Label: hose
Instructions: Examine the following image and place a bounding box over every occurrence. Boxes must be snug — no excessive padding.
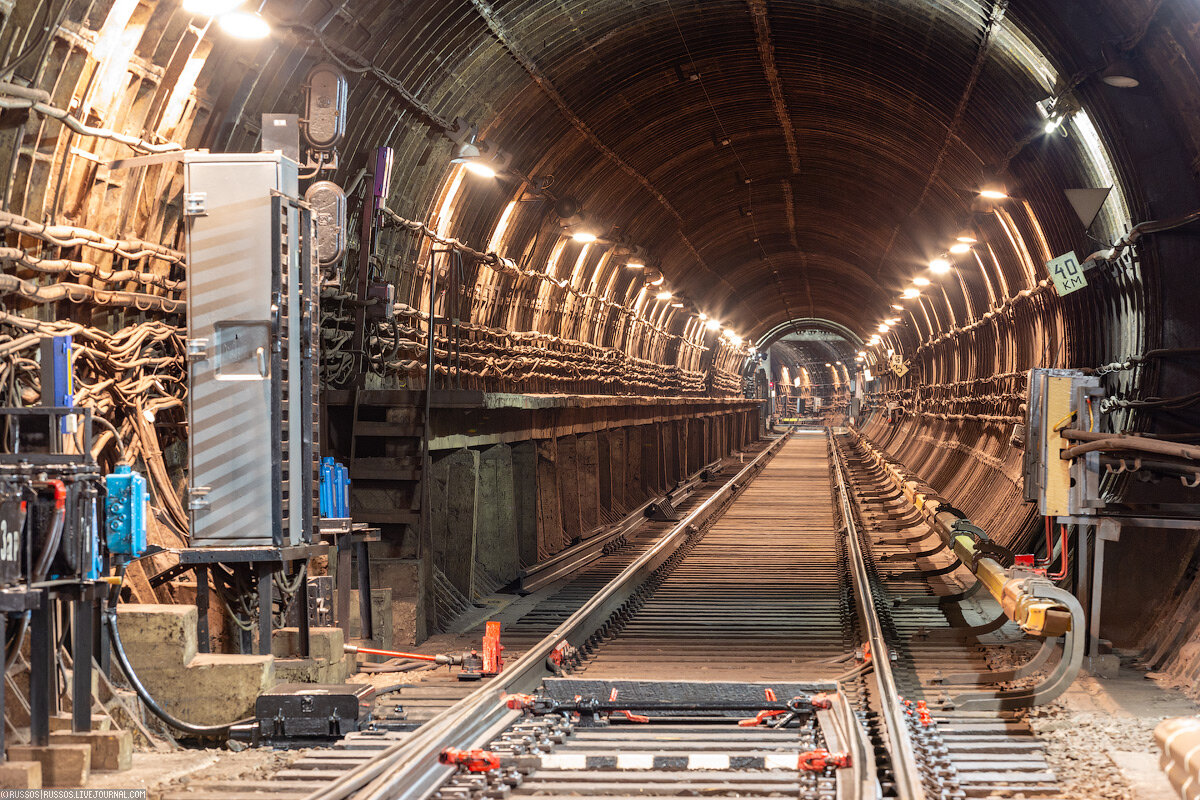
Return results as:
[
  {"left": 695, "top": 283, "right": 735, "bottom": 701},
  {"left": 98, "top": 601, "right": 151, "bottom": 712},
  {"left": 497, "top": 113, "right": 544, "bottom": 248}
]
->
[
  {"left": 103, "top": 608, "right": 252, "bottom": 738},
  {"left": 1059, "top": 430, "right": 1200, "bottom": 462},
  {"left": 31, "top": 481, "right": 66, "bottom": 582}
]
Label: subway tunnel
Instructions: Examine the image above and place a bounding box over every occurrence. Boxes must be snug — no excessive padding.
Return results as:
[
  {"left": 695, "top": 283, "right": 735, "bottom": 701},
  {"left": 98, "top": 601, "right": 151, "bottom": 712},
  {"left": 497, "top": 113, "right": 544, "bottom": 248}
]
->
[{"left": 1, "top": 0, "right": 1200, "bottom": 796}]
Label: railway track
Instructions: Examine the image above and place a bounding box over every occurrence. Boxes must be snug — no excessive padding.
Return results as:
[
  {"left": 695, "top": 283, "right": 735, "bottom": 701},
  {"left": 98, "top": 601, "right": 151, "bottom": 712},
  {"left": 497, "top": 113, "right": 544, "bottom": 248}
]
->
[{"left": 167, "top": 429, "right": 1078, "bottom": 800}]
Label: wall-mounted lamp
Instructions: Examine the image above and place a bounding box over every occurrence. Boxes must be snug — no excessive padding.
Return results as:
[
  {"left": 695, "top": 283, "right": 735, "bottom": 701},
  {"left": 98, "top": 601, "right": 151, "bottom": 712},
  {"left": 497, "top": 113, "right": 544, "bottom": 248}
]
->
[
  {"left": 978, "top": 177, "right": 1009, "bottom": 201},
  {"left": 186, "top": 0, "right": 271, "bottom": 38},
  {"left": 449, "top": 118, "right": 511, "bottom": 178},
  {"left": 218, "top": 8, "right": 270, "bottom": 38},
  {"left": 1100, "top": 44, "right": 1139, "bottom": 89}
]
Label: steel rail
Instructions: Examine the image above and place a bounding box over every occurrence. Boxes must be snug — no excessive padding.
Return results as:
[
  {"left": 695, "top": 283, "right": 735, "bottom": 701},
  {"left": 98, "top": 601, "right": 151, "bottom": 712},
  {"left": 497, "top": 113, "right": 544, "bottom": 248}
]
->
[
  {"left": 829, "top": 429, "right": 926, "bottom": 800},
  {"left": 303, "top": 430, "right": 794, "bottom": 800}
]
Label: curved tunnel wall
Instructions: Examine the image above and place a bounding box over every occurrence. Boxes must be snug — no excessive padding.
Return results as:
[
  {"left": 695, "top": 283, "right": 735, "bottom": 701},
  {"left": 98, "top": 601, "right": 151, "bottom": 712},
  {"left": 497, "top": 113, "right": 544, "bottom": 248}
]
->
[{"left": 2, "top": 0, "right": 1200, "bottom": 652}]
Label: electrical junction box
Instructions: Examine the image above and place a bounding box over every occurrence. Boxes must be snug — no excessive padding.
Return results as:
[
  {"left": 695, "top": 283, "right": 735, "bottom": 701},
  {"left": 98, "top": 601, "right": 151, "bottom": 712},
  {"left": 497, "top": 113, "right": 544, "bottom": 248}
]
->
[
  {"left": 105, "top": 465, "right": 147, "bottom": 558},
  {"left": 238, "top": 683, "right": 375, "bottom": 745},
  {"left": 1023, "top": 368, "right": 1105, "bottom": 517},
  {"left": 184, "top": 153, "right": 319, "bottom": 547}
]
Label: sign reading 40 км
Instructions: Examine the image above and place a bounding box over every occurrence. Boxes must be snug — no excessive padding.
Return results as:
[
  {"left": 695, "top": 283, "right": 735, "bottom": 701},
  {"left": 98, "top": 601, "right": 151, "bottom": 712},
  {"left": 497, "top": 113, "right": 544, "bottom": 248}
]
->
[{"left": 1047, "top": 251, "right": 1088, "bottom": 296}]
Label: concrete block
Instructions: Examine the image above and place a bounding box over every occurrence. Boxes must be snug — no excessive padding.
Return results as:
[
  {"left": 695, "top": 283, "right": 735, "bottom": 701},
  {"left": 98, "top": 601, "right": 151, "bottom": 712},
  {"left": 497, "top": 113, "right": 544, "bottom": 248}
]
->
[
  {"left": 274, "top": 657, "right": 322, "bottom": 683},
  {"left": 135, "top": 653, "right": 274, "bottom": 726},
  {"left": 115, "top": 604, "right": 198, "bottom": 669},
  {"left": 48, "top": 714, "right": 109, "bottom": 732},
  {"left": 0, "top": 760, "right": 41, "bottom": 789},
  {"left": 50, "top": 729, "right": 132, "bottom": 771},
  {"left": 272, "top": 626, "right": 344, "bottom": 662},
  {"left": 349, "top": 588, "right": 394, "bottom": 651},
  {"left": 7, "top": 743, "right": 90, "bottom": 787}
]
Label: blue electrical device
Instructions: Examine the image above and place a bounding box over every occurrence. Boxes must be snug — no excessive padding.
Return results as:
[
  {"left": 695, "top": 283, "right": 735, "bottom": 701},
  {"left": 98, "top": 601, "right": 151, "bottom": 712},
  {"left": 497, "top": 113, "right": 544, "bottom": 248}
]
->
[
  {"left": 105, "top": 465, "right": 147, "bottom": 558},
  {"left": 319, "top": 457, "right": 350, "bottom": 518}
]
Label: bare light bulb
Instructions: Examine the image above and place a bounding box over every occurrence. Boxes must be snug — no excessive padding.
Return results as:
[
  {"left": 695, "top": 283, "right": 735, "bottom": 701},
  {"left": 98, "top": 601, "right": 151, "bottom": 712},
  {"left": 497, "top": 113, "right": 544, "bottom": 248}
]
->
[
  {"left": 218, "top": 9, "right": 270, "bottom": 39},
  {"left": 463, "top": 160, "right": 497, "bottom": 178}
]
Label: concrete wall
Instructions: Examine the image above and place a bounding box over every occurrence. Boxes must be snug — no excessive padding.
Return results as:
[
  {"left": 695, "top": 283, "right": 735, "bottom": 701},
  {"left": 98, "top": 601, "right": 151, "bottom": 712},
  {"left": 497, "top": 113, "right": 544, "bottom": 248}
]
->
[{"left": 419, "top": 404, "right": 762, "bottom": 634}]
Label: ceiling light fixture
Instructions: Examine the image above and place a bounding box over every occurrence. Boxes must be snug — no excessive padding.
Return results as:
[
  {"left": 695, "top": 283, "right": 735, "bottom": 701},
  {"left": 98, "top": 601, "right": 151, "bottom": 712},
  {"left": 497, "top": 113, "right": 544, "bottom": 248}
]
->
[
  {"left": 656, "top": 290, "right": 672, "bottom": 301},
  {"left": 705, "top": 319, "right": 721, "bottom": 331},
  {"left": 901, "top": 288, "right": 921, "bottom": 299},
  {"left": 670, "top": 301, "right": 683, "bottom": 308},
  {"left": 451, "top": 138, "right": 497, "bottom": 178},
  {"left": 218, "top": 8, "right": 271, "bottom": 38},
  {"left": 1100, "top": 44, "right": 1140, "bottom": 89},
  {"left": 572, "top": 231, "right": 598, "bottom": 244},
  {"left": 625, "top": 260, "right": 645, "bottom": 269},
  {"left": 913, "top": 276, "right": 932, "bottom": 287},
  {"left": 979, "top": 179, "right": 1009, "bottom": 200},
  {"left": 955, "top": 227, "right": 979, "bottom": 244},
  {"left": 948, "top": 242, "right": 971, "bottom": 255},
  {"left": 929, "top": 257, "right": 952, "bottom": 273},
  {"left": 891, "top": 304, "right": 904, "bottom": 311},
  {"left": 877, "top": 323, "right": 890, "bottom": 333}
]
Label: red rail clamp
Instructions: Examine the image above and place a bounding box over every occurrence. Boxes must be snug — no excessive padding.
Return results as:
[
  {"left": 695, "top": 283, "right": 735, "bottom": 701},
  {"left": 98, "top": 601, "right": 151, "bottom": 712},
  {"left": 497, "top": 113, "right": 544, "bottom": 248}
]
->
[{"left": 798, "top": 749, "right": 852, "bottom": 771}]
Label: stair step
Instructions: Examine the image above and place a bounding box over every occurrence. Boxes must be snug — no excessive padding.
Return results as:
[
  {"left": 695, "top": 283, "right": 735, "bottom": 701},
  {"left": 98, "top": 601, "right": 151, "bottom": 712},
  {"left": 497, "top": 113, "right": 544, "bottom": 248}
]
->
[
  {"left": 349, "top": 458, "right": 421, "bottom": 481},
  {"left": 351, "top": 509, "right": 421, "bottom": 525},
  {"left": 353, "top": 421, "right": 422, "bottom": 438}
]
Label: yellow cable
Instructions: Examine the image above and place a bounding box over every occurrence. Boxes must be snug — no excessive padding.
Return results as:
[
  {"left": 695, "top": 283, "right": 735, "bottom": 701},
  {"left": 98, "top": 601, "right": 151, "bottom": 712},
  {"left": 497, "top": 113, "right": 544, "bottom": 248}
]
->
[{"left": 1052, "top": 410, "right": 1076, "bottom": 432}]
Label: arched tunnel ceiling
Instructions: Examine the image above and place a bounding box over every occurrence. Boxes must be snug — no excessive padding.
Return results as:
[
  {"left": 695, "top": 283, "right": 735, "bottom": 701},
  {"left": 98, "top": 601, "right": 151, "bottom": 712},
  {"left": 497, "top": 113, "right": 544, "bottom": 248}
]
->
[
  {"left": 253, "top": 0, "right": 1160, "bottom": 343},
  {"left": 3, "top": 0, "right": 1195, "bottom": 363}
]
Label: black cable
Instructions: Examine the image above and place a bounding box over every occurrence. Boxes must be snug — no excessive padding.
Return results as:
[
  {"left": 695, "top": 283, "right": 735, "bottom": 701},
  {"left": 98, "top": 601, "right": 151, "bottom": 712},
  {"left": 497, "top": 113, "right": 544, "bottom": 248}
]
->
[
  {"left": 1, "top": 0, "right": 69, "bottom": 78},
  {"left": 104, "top": 608, "right": 252, "bottom": 737}
]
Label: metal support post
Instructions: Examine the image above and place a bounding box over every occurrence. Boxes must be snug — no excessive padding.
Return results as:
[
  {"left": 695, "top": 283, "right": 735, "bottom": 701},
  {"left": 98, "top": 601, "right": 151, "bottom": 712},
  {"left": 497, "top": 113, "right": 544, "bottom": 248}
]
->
[
  {"left": 355, "top": 540, "right": 374, "bottom": 640},
  {"left": 1085, "top": 517, "right": 1121, "bottom": 677},
  {"left": 72, "top": 594, "right": 93, "bottom": 732},
  {"left": 195, "top": 565, "right": 210, "bottom": 653},
  {"left": 29, "top": 592, "right": 53, "bottom": 746},
  {"left": 0, "top": 612, "right": 7, "bottom": 757},
  {"left": 336, "top": 536, "right": 352, "bottom": 638},
  {"left": 297, "top": 563, "right": 311, "bottom": 658},
  {"left": 257, "top": 564, "right": 273, "bottom": 656}
]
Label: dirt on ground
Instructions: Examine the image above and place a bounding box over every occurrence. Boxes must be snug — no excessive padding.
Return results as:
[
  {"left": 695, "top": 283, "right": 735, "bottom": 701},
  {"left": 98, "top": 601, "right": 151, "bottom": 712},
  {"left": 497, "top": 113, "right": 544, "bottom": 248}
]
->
[{"left": 1017, "top": 663, "right": 1196, "bottom": 800}]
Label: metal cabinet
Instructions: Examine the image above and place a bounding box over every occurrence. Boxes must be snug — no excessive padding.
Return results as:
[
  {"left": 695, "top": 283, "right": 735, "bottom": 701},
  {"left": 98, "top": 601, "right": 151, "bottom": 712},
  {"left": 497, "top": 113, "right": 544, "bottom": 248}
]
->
[{"left": 184, "top": 153, "right": 318, "bottom": 547}]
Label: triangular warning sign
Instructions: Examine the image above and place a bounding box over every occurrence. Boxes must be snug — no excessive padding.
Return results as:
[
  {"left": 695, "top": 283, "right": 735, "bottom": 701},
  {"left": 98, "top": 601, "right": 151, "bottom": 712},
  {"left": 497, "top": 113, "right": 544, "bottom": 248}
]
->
[{"left": 1065, "top": 187, "right": 1112, "bottom": 229}]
